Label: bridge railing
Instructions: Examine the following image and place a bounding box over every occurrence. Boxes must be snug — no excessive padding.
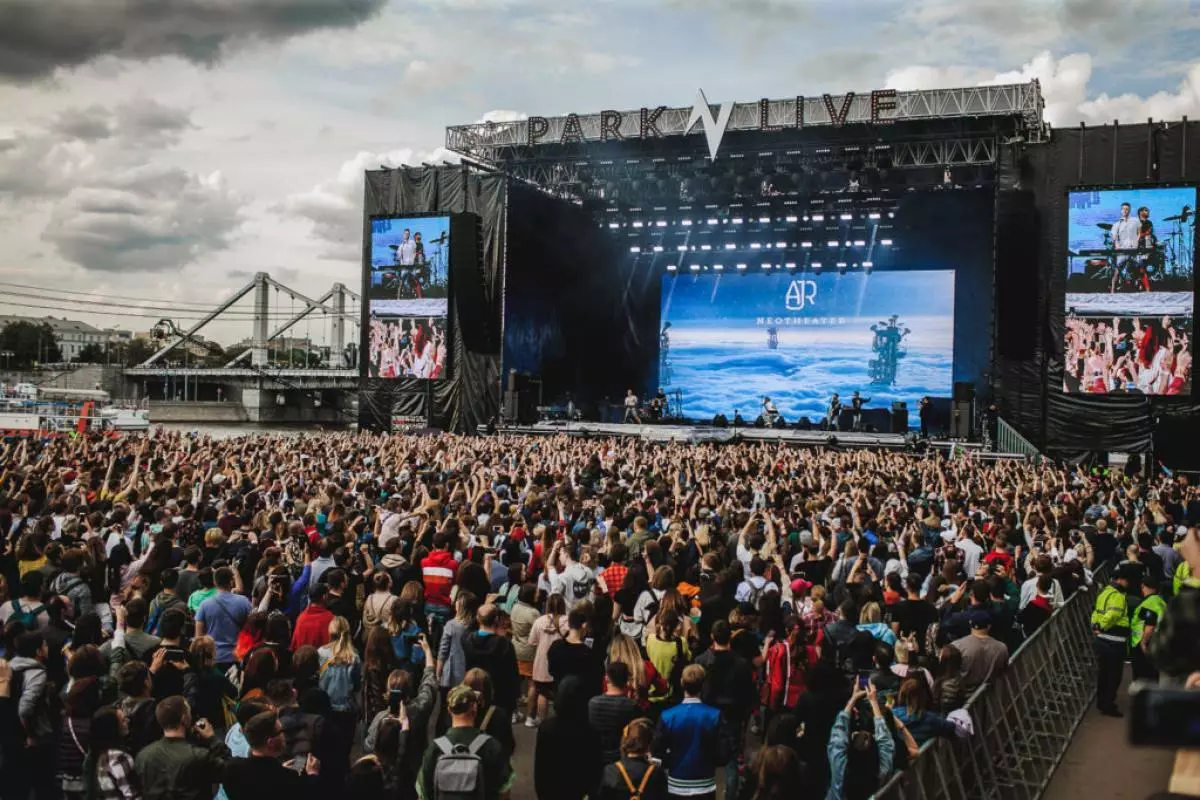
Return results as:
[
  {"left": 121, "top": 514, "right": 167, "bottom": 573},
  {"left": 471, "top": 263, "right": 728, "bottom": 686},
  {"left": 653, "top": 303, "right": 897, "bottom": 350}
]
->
[
  {"left": 875, "top": 564, "right": 1107, "bottom": 800},
  {"left": 996, "top": 416, "right": 1043, "bottom": 463}
]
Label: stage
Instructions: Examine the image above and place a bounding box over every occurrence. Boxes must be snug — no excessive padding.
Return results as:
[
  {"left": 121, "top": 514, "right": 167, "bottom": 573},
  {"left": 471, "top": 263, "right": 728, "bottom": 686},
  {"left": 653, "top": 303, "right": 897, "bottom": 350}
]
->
[{"left": 484, "top": 420, "right": 1025, "bottom": 458}]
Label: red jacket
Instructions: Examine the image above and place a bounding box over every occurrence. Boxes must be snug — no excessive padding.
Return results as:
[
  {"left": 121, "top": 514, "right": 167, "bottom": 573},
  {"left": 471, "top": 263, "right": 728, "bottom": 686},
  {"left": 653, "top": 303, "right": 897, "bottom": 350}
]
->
[
  {"left": 421, "top": 550, "right": 459, "bottom": 608},
  {"left": 763, "top": 642, "right": 816, "bottom": 710},
  {"left": 291, "top": 604, "right": 334, "bottom": 650}
]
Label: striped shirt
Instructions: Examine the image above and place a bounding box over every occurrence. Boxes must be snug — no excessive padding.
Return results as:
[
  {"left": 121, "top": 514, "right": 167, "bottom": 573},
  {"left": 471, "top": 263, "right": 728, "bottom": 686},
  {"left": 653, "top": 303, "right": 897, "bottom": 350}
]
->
[{"left": 421, "top": 550, "right": 458, "bottom": 607}]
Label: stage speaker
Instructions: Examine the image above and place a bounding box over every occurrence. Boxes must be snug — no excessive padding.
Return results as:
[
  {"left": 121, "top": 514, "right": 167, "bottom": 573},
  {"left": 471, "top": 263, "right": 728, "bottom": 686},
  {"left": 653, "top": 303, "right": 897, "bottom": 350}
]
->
[
  {"left": 995, "top": 190, "right": 1039, "bottom": 359},
  {"left": 891, "top": 407, "right": 908, "bottom": 432},
  {"left": 951, "top": 400, "right": 972, "bottom": 438},
  {"left": 358, "top": 399, "right": 391, "bottom": 433},
  {"left": 795, "top": 417, "right": 812, "bottom": 430},
  {"left": 754, "top": 415, "right": 766, "bottom": 428},
  {"left": 712, "top": 413, "right": 728, "bottom": 428},
  {"left": 953, "top": 382, "right": 975, "bottom": 403},
  {"left": 771, "top": 415, "right": 788, "bottom": 429}
]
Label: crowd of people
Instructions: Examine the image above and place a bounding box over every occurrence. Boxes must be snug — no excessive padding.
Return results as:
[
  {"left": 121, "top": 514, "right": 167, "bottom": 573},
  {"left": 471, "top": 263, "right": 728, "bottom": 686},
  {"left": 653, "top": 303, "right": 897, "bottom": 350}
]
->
[
  {"left": 1063, "top": 314, "right": 1192, "bottom": 395},
  {"left": 368, "top": 317, "right": 447, "bottom": 380},
  {"left": 0, "top": 430, "right": 1198, "bottom": 800}
]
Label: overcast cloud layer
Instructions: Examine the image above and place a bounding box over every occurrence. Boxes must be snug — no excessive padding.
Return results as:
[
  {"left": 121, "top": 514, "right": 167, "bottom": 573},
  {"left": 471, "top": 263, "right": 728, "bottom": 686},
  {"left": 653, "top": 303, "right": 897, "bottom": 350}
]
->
[{"left": 0, "top": 0, "right": 1198, "bottom": 341}]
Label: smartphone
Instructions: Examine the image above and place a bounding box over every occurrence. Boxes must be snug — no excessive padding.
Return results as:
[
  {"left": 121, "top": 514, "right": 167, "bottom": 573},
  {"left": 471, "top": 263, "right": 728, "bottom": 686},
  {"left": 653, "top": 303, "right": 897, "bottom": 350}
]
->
[
  {"left": 857, "top": 674, "right": 870, "bottom": 690},
  {"left": 389, "top": 688, "right": 404, "bottom": 715},
  {"left": 1130, "top": 682, "right": 1200, "bottom": 748},
  {"left": 163, "top": 648, "right": 188, "bottom": 662}
]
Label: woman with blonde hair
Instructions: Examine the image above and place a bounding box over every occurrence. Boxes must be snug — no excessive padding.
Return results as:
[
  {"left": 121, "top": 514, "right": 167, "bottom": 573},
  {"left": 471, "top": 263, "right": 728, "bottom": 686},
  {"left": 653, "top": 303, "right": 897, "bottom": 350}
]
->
[
  {"left": 605, "top": 633, "right": 666, "bottom": 713},
  {"left": 187, "top": 635, "right": 237, "bottom": 732},
  {"left": 319, "top": 615, "right": 362, "bottom": 779}
]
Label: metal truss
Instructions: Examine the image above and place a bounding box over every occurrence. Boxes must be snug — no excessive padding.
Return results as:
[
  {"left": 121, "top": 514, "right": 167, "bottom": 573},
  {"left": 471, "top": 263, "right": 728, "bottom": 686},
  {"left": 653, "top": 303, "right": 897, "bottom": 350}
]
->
[{"left": 447, "top": 81, "right": 1044, "bottom": 160}]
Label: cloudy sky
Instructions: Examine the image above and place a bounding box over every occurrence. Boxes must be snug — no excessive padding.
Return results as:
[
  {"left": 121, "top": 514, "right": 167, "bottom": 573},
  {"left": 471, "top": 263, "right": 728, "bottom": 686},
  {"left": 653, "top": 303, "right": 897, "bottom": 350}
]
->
[{"left": 2, "top": 0, "right": 1199, "bottom": 345}]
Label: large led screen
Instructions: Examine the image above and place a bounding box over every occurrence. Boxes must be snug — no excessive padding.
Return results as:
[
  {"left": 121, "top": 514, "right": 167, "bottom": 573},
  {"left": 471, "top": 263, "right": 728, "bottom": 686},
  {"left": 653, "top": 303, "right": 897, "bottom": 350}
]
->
[
  {"left": 658, "top": 271, "right": 954, "bottom": 423},
  {"left": 366, "top": 215, "right": 450, "bottom": 380},
  {"left": 1064, "top": 186, "right": 1194, "bottom": 395}
]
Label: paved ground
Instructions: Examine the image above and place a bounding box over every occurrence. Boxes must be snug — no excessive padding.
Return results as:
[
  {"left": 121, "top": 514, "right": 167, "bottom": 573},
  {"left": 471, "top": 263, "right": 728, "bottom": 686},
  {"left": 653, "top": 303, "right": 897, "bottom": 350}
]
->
[{"left": 1044, "top": 666, "right": 1175, "bottom": 800}]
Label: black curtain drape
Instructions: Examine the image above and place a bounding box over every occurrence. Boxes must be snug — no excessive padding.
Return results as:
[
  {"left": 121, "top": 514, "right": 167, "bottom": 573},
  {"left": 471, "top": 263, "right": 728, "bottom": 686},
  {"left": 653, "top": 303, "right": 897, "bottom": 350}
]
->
[{"left": 359, "top": 166, "right": 505, "bottom": 432}]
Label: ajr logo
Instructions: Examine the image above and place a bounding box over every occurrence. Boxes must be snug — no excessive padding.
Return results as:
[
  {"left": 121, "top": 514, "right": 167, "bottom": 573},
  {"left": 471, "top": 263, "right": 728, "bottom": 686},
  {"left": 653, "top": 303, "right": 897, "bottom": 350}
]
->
[{"left": 785, "top": 280, "right": 818, "bottom": 311}]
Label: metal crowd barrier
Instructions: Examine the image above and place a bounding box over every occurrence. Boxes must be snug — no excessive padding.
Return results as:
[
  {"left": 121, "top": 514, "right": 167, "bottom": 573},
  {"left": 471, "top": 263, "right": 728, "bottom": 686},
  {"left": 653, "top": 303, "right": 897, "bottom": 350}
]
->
[
  {"left": 875, "top": 564, "right": 1110, "bottom": 800},
  {"left": 996, "top": 416, "right": 1043, "bottom": 463}
]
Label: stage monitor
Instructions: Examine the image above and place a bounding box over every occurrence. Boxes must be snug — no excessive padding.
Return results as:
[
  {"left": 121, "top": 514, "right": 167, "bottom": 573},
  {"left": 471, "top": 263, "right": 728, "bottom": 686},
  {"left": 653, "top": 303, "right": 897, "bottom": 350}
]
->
[
  {"left": 658, "top": 271, "right": 954, "bottom": 424},
  {"left": 362, "top": 214, "right": 451, "bottom": 380},
  {"left": 1063, "top": 185, "right": 1195, "bottom": 395}
]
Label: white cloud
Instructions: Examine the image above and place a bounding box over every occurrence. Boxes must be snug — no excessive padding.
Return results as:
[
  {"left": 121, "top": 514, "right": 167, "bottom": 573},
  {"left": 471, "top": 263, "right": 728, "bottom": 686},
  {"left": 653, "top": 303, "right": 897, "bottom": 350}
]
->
[{"left": 478, "top": 110, "right": 528, "bottom": 123}]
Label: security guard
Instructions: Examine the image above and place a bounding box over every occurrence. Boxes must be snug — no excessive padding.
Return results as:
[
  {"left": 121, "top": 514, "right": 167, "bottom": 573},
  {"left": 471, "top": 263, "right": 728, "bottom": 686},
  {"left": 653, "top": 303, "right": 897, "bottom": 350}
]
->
[
  {"left": 1130, "top": 574, "right": 1167, "bottom": 681},
  {"left": 1091, "top": 565, "right": 1133, "bottom": 717}
]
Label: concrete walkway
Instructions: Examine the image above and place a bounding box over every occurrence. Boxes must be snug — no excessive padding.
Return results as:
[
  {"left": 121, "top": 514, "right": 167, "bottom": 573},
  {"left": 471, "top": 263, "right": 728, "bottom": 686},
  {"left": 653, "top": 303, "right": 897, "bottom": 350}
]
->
[{"left": 1044, "top": 667, "right": 1175, "bottom": 800}]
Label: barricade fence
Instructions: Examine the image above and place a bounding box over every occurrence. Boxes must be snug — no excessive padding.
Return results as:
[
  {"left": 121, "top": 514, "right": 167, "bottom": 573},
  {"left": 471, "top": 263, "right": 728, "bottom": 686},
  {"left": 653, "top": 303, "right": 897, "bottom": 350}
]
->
[{"left": 876, "top": 564, "right": 1110, "bottom": 800}]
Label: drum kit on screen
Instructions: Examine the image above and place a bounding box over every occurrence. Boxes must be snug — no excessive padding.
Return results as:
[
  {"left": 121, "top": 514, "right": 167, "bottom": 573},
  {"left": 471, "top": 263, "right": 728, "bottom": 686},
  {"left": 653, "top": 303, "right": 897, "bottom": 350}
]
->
[{"left": 1076, "top": 206, "right": 1194, "bottom": 291}]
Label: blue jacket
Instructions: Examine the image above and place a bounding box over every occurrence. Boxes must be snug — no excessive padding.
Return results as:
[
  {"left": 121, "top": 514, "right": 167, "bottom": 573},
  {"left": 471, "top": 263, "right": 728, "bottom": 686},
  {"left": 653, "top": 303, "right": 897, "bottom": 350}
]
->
[
  {"left": 892, "top": 707, "right": 957, "bottom": 745},
  {"left": 655, "top": 698, "right": 732, "bottom": 797},
  {"left": 827, "top": 709, "right": 894, "bottom": 800}
]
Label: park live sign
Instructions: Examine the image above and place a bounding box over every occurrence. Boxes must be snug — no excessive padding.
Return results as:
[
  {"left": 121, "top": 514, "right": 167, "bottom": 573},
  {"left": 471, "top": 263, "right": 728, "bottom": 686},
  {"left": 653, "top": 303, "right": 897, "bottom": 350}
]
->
[{"left": 524, "top": 87, "right": 903, "bottom": 160}]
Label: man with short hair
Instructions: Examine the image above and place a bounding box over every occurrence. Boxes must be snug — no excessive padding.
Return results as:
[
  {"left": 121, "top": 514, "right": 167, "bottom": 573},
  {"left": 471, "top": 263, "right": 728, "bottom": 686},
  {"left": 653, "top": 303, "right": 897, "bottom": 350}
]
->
[
  {"left": 463, "top": 603, "right": 521, "bottom": 713},
  {"left": 117, "top": 659, "right": 163, "bottom": 754},
  {"left": 221, "top": 711, "right": 319, "bottom": 799},
  {"left": 950, "top": 610, "right": 1009, "bottom": 696},
  {"left": 419, "top": 684, "right": 514, "bottom": 800},
  {"left": 195, "top": 567, "right": 252, "bottom": 670},
  {"left": 291, "top": 584, "right": 334, "bottom": 650},
  {"left": 175, "top": 547, "right": 204, "bottom": 601},
  {"left": 655, "top": 664, "right": 734, "bottom": 800},
  {"left": 588, "top": 661, "right": 639, "bottom": 764},
  {"left": 0, "top": 571, "right": 49, "bottom": 630},
  {"left": 694, "top": 620, "right": 756, "bottom": 798},
  {"left": 421, "top": 533, "right": 459, "bottom": 622},
  {"left": 548, "top": 606, "right": 603, "bottom": 698},
  {"left": 11, "top": 631, "right": 56, "bottom": 798},
  {"left": 104, "top": 597, "right": 162, "bottom": 669},
  {"left": 134, "top": 695, "right": 230, "bottom": 800},
  {"left": 148, "top": 568, "right": 188, "bottom": 635},
  {"left": 51, "top": 547, "right": 93, "bottom": 617}
]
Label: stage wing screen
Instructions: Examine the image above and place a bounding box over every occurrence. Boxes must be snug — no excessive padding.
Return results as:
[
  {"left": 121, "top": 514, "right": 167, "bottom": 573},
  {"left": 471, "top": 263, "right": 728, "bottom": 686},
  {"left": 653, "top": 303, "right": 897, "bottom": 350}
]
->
[
  {"left": 658, "top": 271, "right": 954, "bottom": 424},
  {"left": 364, "top": 215, "right": 451, "bottom": 380},
  {"left": 1063, "top": 186, "right": 1195, "bottom": 395}
]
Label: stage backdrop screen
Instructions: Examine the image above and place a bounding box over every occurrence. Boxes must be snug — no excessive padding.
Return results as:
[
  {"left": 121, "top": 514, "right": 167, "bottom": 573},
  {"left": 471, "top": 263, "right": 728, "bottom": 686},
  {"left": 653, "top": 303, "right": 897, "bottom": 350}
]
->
[
  {"left": 364, "top": 214, "right": 451, "bottom": 380},
  {"left": 1063, "top": 186, "right": 1195, "bottom": 395},
  {"left": 659, "top": 271, "right": 954, "bottom": 423}
]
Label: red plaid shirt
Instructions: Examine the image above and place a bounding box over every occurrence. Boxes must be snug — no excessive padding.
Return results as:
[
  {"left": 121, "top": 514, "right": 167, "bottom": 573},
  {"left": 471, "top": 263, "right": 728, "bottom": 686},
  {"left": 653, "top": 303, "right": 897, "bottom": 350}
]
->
[{"left": 602, "top": 564, "right": 628, "bottom": 595}]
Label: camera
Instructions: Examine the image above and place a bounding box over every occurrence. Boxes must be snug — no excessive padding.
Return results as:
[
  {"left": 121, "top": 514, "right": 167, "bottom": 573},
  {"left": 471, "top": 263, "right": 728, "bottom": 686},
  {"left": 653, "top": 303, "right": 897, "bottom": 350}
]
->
[{"left": 1129, "top": 682, "right": 1200, "bottom": 749}]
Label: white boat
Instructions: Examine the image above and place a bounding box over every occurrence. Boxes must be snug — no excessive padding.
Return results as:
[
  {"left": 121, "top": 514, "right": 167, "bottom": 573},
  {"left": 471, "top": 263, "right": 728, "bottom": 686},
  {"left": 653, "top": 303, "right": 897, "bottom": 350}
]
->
[{"left": 99, "top": 407, "right": 151, "bottom": 431}]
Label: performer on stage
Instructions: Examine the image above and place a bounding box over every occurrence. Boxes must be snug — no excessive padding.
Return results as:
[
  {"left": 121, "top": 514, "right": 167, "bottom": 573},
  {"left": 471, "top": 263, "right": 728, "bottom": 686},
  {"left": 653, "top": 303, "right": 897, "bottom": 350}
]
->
[
  {"left": 761, "top": 396, "right": 779, "bottom": 426},
  {"left": 651, "top": 387, "right": 668, "bottom": 419},
  {"left": 827, "top": 392, "right": 842, "bottom": 431},
  {"left": 623, "top": 389, "right": 641, "bottom": 424},
  {"left": 918, "top": 396, "right": 931, "bottom": 438},
  {"left": 850, "top": 391, "right": 871, "bottom": 432}
]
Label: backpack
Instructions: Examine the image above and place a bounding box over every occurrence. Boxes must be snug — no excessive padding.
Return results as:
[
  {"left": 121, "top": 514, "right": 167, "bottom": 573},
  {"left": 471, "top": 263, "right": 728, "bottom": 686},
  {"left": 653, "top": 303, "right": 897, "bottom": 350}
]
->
[
  {"left": 57, "top": 577, "right": 86, "bottom": 616},
  {"left": 615, "top": 760, "right": 657, "bottom": 800},
  {"left": 665, "top": 638, "right": 686, "bottom": 704},
  {"left": 432, "top": 733, "right": 492, "bottom": 800},
  {"left": 8, "top": 599, "right": 45, "bottom": 630},
  {"left": 745, "top": 578, "right": 766, "bottom": 609},
  {"left": 641, "top": 591, "right": 661, "bottom": 624}
]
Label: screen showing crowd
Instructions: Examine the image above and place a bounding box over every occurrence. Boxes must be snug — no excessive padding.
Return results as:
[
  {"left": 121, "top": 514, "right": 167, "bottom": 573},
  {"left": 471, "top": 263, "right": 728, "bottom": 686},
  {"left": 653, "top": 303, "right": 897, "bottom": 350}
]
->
[
  {"left": 367, "top": 315, "right": 448, "bottom": 380},
  {"left": 1064, "top": 186, "right": 1195, "bottom": 395},
  {"left": 658, "top": 270, "right": 954, "bottom": 423}
]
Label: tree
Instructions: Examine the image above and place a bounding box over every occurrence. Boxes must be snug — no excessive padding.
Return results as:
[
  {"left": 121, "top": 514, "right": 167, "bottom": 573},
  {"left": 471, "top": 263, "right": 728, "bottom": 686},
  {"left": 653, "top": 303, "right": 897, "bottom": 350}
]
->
[
  {"left": 0, "top": 321, "right": 62, "bottom": 368},
  {"left": 76, "top": 343, "right": 106, "bottom": 363},
  {"left": 121, "top": 338, "right": 156, "bottom": 367}
]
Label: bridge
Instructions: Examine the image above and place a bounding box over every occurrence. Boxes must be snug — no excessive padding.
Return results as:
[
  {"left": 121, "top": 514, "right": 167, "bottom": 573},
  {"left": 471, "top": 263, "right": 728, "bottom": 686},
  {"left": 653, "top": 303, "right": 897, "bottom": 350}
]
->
[{"left": 122, "top": 272, "right": 361, "bottom": 424}]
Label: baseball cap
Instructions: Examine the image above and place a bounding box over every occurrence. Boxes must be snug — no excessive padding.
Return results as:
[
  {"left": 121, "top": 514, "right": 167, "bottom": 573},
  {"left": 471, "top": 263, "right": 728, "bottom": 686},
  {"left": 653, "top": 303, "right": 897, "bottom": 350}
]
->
[
  {"left": 799, "top": 530, "right": 815, "bottom": 547},
  {"left": 967, "top": 610, "right": 992, "bottom": 629},
  {"left": 1176, "top": 525, "right": 1189, "bottom": 539},
  {"left": 791, "top": 578, "right": 813, "bottom": 595},
  {"left": 446, "top": 685, "right": 479, "bottom": 714}
]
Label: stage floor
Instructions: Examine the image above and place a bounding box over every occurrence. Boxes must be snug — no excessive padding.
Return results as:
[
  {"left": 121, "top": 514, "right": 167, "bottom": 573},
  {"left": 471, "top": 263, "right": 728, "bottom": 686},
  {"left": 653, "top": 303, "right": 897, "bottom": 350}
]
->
[{"left": 491, "top": 420, "right": 1019, "bottom": 456}]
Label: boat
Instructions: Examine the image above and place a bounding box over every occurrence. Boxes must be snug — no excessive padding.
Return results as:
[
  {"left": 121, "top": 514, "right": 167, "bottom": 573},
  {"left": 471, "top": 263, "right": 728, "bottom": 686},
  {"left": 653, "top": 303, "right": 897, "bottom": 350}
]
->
[
  {"left": 0, "top": 399, "right": 148, "bottom": 437},
  {"left": 99, "top": 407, "right": 151, "bottom": 432}
]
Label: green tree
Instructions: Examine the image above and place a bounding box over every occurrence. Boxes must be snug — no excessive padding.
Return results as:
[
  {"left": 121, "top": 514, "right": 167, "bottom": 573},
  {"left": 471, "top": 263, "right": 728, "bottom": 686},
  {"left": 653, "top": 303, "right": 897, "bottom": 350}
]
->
[
  {"left": 121, "top": 338, "right": 156, "bottom": 367},
  {"left": 76, "top": 342, "right": 106, "bottom": 363},
  {"left": 0, "top": 321, "right": 62, "bottom": 368}
]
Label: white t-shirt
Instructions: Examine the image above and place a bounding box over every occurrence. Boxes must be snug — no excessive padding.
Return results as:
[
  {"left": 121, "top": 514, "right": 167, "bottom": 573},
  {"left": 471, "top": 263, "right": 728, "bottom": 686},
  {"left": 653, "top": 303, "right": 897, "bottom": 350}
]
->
[{"left": 549, "top": 562, "right": 597, "bottom": 606}]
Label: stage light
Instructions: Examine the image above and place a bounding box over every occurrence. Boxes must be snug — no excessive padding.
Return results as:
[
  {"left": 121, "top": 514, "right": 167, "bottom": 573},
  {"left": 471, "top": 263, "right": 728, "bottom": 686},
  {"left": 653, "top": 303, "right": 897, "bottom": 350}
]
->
[
  {"left": 689, "top": 264, "right": 701, "bottom": 271},
  {"left": 630, "top": 246, "right": 641, "bottom": 253},
  {"left": 775, "top": 241, "right": 787, "bottom": 249},
  {"left": 800, "top": 241, "right": 812, "bottom": 248},
  {"left": 759, "top": 216, "right": 770, "bottom": 223},
  {"left": 681, "top": 219, "right": 693, "bottom": 226},
  {"left": 854, "top": 240, "right": 866, "bottom": 247},
  {"left": 868, "top": 213, "right": 881, "bottom": 220},
  {"left": 840, "top": 213, "right": 852, "bottom": 221},
  {"left": 736, "top": 263, "right": 747, "bottom": 270},
  {"left": 652, "top": 245, "right": 664, "bottom": 252},
  {"left": 836, "top": 261, "right": 847, "bottom": 268},
  {"left": 608, "top": 222, "right": 620, "bottom": 229},
  {"left": 707, "top": 218, "right": 719, "bottom": 225},
  {"left": 700, "top": 244, "right": 712, "bottom": 251},
  {"left": 881, "top": 239, "right": 893, "bottom": 246},
  {"left": 888, "top": 212, "right": 895, "bottom": 218},
  {"left": 785, "top": 215, "right": 798, "bottom": 222},
  {"left": 761, "top": 263, "right": 772, "bottom": 269},
  {"left": 750, "top": 242, "right": 762, "bottom": 249},
  {"left": 812, "top": 214, "right": 825, "bottom": 222},
  {"left": 632, "top": 221, "right": 644, "bottom": 228},
  {"left": 764, "top": 243, "right": 772, "bottom": 249},
  {"left": 785, "top": 262, "right": 797, "bottom": 269},
  {"left": 862, "top": 261, "right": 873, "bottom": 268},
  {"left": 732, "top": 217, "right": 744, "bottom": 224},
  {"left": 713, "top": 264, "right": 724, "bottom": 271},
  {"left": 666, "top": 264, "right": 677, "bottom": 271},
  {"left": 724, "top": 243, "right": 736, "bottom": 250},
  {"left": 656, "top": 220, "right": 667, "bottom": 228},
  {"left": 811, "top": 262, "right": 822, "bottom": 269},
  {"left": 827, "top": 240, "right": 838, "bottom": 248}
]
